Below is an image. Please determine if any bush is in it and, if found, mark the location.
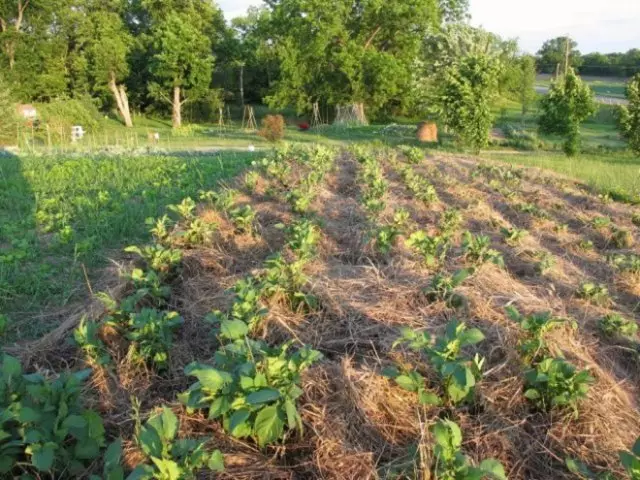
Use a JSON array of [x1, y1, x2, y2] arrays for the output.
[[36, 96, 104, 144], [258, 114, 285, 142]]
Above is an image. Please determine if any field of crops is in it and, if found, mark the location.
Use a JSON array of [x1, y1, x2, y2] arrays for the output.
[[3, 145, 640, 479]]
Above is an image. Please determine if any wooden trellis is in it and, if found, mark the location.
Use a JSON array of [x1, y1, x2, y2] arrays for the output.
[[242, 105, 257, 131]]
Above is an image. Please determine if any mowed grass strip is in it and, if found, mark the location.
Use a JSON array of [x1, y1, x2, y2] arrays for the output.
[[0, 151, 255, 337], [481, 151, 640, 202]]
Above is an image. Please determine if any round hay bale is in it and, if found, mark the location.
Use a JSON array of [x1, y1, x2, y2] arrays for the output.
[[417, 122, 438, 143]]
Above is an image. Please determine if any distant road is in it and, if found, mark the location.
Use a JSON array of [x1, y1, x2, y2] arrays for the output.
[[535, 86, 628, 106]]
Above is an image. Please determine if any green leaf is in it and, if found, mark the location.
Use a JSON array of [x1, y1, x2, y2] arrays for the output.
[[418, 390, 442, 406], [284, 398, 302, 432], [229, 409, 251, 437], [63, 414, 87, 430], [632, 438, 640, 457], [246, 388, 281, 405], [394, 374, 419, 392], [151, 457, 181, 480], [524, 389, 541, 400], [160, 408, 179, 441], [139, 425, 163, 458], [186, 365, 231, 392], [1, 355, 21, 379], [253, 405, 285, 447], [19, 407, 41, 423], [104, 438, 123, 470], [460, 328, 485, 346], [75, 438, 101, 460], [126, 464, 156, 480], [220, 319, 249, 340], [479, 458, 507, 479], [30, 443, 56, 472], [208, 450, 225, 472]]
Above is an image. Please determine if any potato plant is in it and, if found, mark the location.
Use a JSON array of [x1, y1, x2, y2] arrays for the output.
[[500, 227, 528, 245], [462, 232, 504, 267], [598, 314, 638, 339], [229, 205, 257, 235], [283, 218, 321, 260], [524, 357, 593, 417], [180, 341, 322, 447], [431, 419, 506, 480], [130, 407, 224, 478], [406, 231, 449, 268], [393, 320, 486, 405], [506, 307, 568, 363], [608, 253, 640, 275], [207, 277, 267, 336], [423, 269, 474, 309], [0, 355, 107, 475], [577, 283, 611, 306], [124, 244, 183, 281]]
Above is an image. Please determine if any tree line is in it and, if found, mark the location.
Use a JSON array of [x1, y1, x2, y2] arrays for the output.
[[0, 0, 537, 129], [537, 36, 640, 77]]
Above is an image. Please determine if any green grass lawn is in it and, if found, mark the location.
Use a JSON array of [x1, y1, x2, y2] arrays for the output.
[[0, 150, 256, 339], [536, 75, 628, 99]]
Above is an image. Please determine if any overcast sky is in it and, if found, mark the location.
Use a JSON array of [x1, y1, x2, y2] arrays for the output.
[[218, 0, 640, 54]]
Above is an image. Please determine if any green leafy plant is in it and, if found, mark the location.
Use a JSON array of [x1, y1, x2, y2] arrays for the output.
[[517, 203, 549, 219], [0, 355, 107, 475], [243, 171, 260, 194], [423, 269, 474, 309], [608, 253, 640, 275], [122, 309, 184, 370], [567, 436, 640, 479], [406, 231, 449, 268], [124, 244, 182, 279], [506, 307, 567, 363], [286, 185, 316, 214], [283, 219, 320, 260], [598, 314, 638, 339], [394, 320, 486, 404], [168, 197, 197, 221], [578, 240, 595, 251], [462, 232, 504, 267], [182, 218, 217, 246], [500, 227, 528, 245], [590, 216, 611, 229], [180, 341, 322, 447], [381, 367, 441, 406], [440, 209, 463, 237], [147, 215, 173, 244], [524, 357, 593, 417], [393, 208, 411, 230], [208, 277, 268, 336], [262, 255, 317, 311], [431, 419, 506, 480], [535, 251, 556, 275], [577, 283, 611, 306], [374, 224, 401, 255], [229, 205, 256, 235], [129, 407, 224, 479], [74, 317, 111, 366], [400, 146, 424, 164], [611, 227, 634, 248]]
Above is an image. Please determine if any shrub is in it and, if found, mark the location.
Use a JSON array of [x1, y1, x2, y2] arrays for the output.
[[258, 114, 286, 142]]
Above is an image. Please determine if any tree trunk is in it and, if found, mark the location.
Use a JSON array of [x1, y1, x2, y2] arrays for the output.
[[108, 73, 133, 128], [118, 85, 133, 128], [172, 86, 182, 128], [239, 64, 245, 106]]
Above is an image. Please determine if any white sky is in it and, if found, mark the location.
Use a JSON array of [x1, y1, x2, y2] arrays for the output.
[[218, 0, 640, 54]]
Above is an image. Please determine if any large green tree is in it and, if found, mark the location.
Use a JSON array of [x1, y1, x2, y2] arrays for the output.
[[81, 3, 134, 126], [617, 74, 640, 156], [537, 36, 582, 75], [538, 69, 597, 156], [262, 0, 440, 117], [149, 12, 213, 128]]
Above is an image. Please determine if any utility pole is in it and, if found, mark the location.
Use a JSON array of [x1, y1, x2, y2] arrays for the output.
[[564, 36, 570, 76]]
